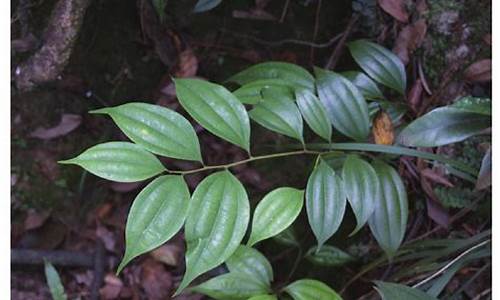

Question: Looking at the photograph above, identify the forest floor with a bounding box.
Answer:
[11,0,491,299]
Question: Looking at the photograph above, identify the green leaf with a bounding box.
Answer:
[305,245,354,267]
[174,78,251,152]
[176,171,250,294]
[249,88,304,143]
[247,187,304,247]
[315,68,370,141]
[117,175,189,274]
[59,142,165,182]
[226,245,273,286]
[193,0,222,13]
[228,62,315,90]
[476,147,491,190]
[451,96,491,115]
[397,107,491,147]
[306,160,346,248]
[191,273,269,300]
[347,40,407,94]
[304,143,477,176]
[342,155,379,235]
[284,279,343,300]
[44,261,67,300]
[341,71,385,100]
[248,295,278,300]
[374,281,438,300]
[369,161,408,257]
[296,89,332,142]
[368,101,407,124]
[91,102,202,162]
[152,0,167,21]
[233,79,295,105]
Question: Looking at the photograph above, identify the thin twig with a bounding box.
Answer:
[325,14,359,69]
[411,239,491,288]
[309,0,322,63]
[279,0,291,23]
[219,29,342,48]
[168,150,321,175]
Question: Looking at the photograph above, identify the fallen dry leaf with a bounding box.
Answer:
[372,110,394,145]
[483,33,491,46]
[151,243,184,267]
[174,49,198,78]
[141,259,173,300]
[378,0,409,23]
[100,274,123,300]
[96,224,116,252]
[32,150,60,181]
[393,19,427,65]
[464,59,491,83]
[233,8,276,21]
[421,178,450,227]
[24,209,51,231]
[407,79,423,113]
[30,114,82,140]
[110,181,142,193]
[421,168,454,187]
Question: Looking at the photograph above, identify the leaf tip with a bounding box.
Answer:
[57,158,77,165]
[89,108,109,115]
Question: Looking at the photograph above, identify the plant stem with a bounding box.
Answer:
[169,149,322,175]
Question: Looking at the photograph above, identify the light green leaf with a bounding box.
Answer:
[233,79,295,105]
[315,68,370,141]
[176,171,250,294]
[91,103,202,162]
[341,71,385,100]
[374,281,438,300]
[59,142,165,182]
[249,88,304,143]
[193,0,222,13]
[174,78,251,151]
[342,155,379,235]
[397,107,491,147]
[368,161,408,257]
[451,96,491,115]
[284,279,343,300]
[44,261,67,300]
[305,245,354,267]
[226,245,273,286]
[117,175,189,274]
[347,40,407,94]
[228,62,315,90]
[306,161,346,248]
[191,273,269,300]
[248,295,278,300]
[296,89,332,142]
[247,187,304,247]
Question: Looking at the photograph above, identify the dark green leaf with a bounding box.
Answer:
[284,279,343,300]
[176,171,250,294]
[305,245,354,267]
[228,62,315,90]
[174,78,251,152]
[248,295,278,300]
[368,101,407,124]
[273,226,300,247]
[315,68,370,141]
[117,175,189,273]
[369,161,408,257]
[306,161,346,248]
[91,103,202,162]
[249,88,304,143]
[44,261,67,300]
[191,273,269,300]
[342,155,379,235]
[451,96,491,115]
[374,281,438,300]
[341,71,385,100]
[233,79,294,105]
[296,89,332,142]
[476,147,491,190]
[193,0,222,12]
[59,142,165,182]
[247,187,304,246]
[397,107,491,147]
[226,245,273,286]
[348,40,406,94]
